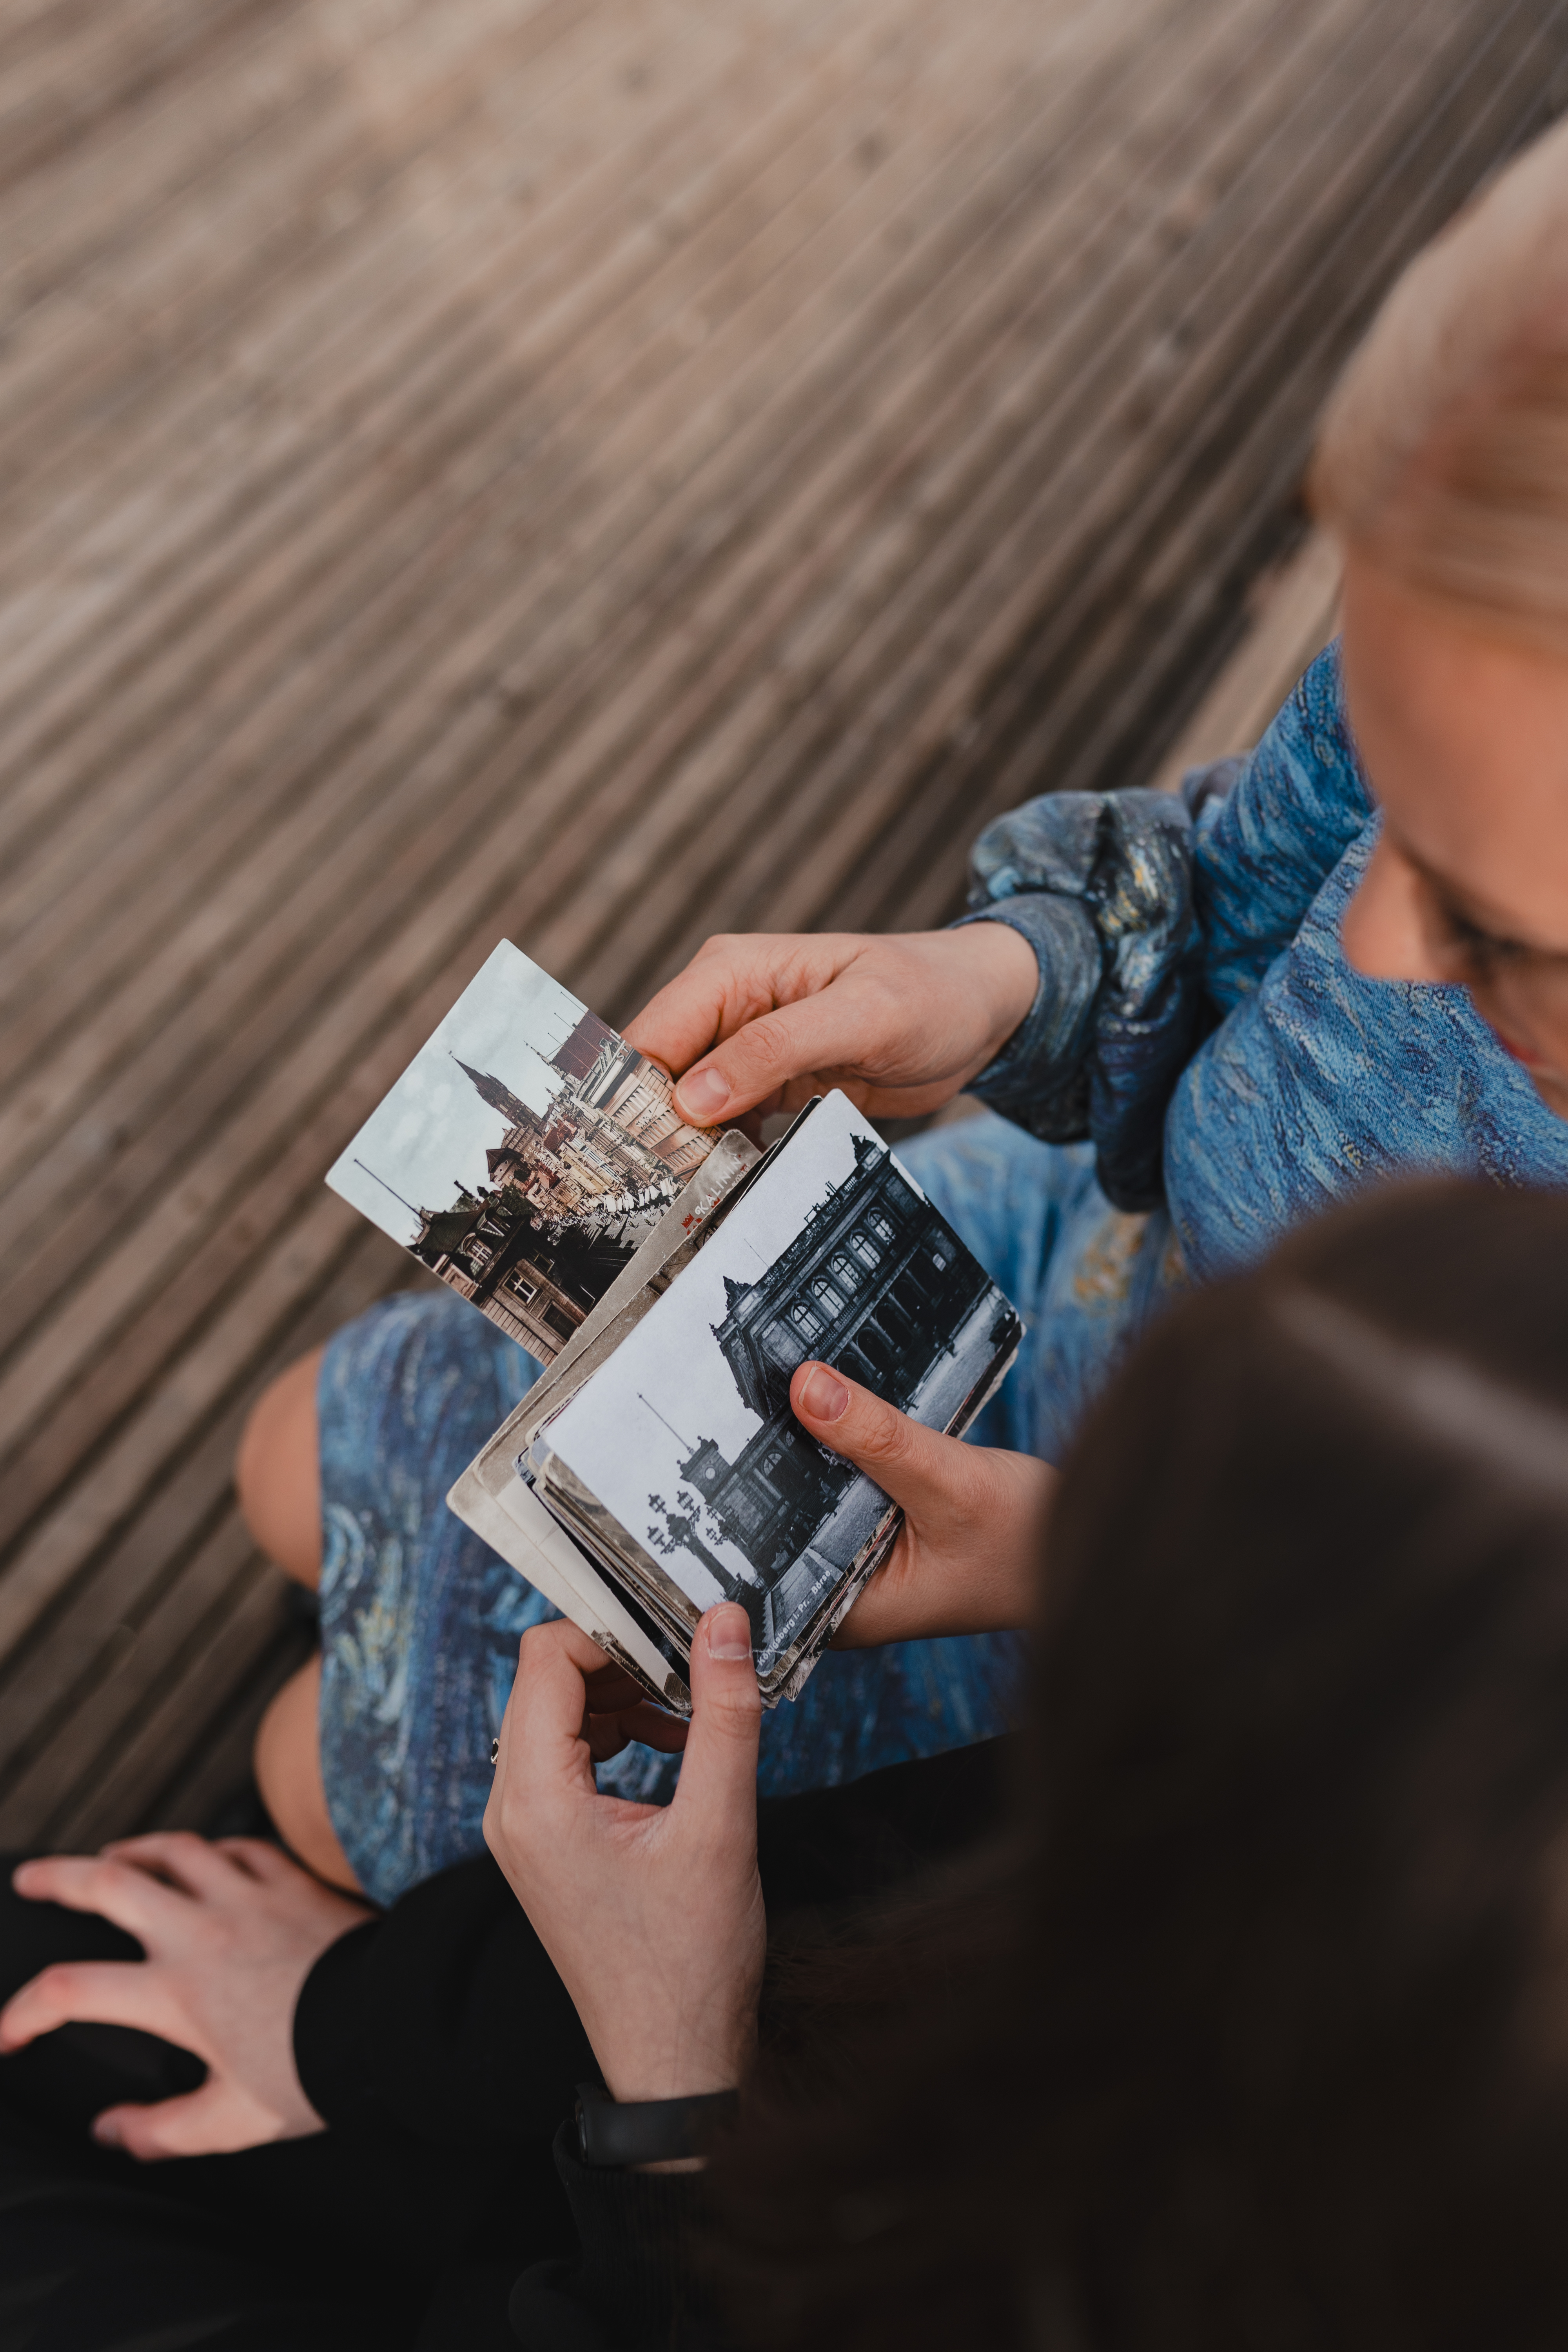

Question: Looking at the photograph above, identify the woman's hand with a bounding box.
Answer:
[786,1363,1054,1646]
[485,1609,765,2104]
[0,1835,372,2159]
[622,926,1038,1129]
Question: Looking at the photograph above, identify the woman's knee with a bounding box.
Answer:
[253,1656,363,1895]
[236,1347,325,1588]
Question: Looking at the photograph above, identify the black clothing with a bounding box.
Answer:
[0,1737,1009,2348]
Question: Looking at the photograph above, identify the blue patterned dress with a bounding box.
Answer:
[319,644,1568,1903]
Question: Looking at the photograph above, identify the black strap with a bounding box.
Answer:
[573,2080,738,2168]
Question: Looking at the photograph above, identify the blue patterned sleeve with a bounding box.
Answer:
[955,786,1206,1213]
[1193,642,1374,1010]
[954,644,1372,1214]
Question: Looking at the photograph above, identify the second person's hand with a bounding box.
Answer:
[622,925,1038,1129]
[785,1362,1054,1648]
[485,1610,765,2106]
[0,1835,372,2159]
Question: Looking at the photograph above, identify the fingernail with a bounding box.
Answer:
[92,2116,123,2149]
[799,1365,849,1423]
[677,1067,729,1122]
[705,1604,753,1661]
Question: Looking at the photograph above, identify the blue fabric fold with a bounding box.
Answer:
[958,785,1206,1212]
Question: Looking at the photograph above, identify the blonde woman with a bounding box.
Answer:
[238,118,1568,1905]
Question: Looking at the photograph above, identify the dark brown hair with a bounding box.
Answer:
[713,1181,1568,2351]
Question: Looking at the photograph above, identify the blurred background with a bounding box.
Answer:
[0,0,1563,1846]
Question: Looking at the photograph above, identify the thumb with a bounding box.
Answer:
[673,1605,762,1838]
[790,1360,973,1518]
[670,993,866,1125]
[91,2079,282,2162]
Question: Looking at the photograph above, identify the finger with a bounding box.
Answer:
[208,1837,298,1881]
[92,2080,298,2164]
[789,1361,984,1517]
[93,1832,236,1900]
[670,987,882,1125]
[581,1660,660,1717]
[0,1958,189,2054]
[491,1621,614,1833]
[621,954,737,1082]
[670,1605,761,1842]
[11,1853,186,1943]
[588,1702,689,1759]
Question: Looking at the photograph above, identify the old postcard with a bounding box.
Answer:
[531,1090,1020,1683]
[327,943,718,1364]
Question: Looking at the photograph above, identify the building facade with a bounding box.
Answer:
[647,1134,993,1613]
[412,1186,638,1358]
[412,1045,710,1356]
[574,1037,714,1179]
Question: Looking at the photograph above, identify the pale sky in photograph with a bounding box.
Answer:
[327,942,591,1246]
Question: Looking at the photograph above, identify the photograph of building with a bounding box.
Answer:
[541,1092,1021,1674]
[327,943,719,1362]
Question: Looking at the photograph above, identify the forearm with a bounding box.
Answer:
[293,1854,594,2150]
[295,1753,1013,2150]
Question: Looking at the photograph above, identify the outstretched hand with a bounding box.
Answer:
[0,1835,372,2159]
[785,1362,1053,1647]
[622,926,1038,1129]
[485,1610,765,2105]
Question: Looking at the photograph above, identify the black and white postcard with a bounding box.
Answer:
[327,943,718,1365]
[529,1090,1021,1686]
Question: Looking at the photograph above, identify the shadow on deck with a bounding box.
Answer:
[0,0,1563,1848]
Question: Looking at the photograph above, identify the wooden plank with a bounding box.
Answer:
[1145,530,1343,790]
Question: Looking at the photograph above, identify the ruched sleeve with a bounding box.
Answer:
[956,644,1372,1216]
[955,785,1208,1213]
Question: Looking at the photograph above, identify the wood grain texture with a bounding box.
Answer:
[0,0,1562,1843]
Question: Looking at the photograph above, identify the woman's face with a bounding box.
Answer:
[1339,552,1568,1121]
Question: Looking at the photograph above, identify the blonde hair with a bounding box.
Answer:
[1310,115,1568,653]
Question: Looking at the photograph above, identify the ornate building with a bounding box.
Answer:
[412,1183,640,1357]
[454,1059,532,1126]
[574,1037,714,1179]
[648,1134,1000,1635]
[415,1044,710,1356]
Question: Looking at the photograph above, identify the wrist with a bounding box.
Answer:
[597,2013,755,2107]
[957,918,1040,1056]
[575,2080,739,2170]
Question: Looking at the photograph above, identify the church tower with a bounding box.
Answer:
[454,1056,533,1126]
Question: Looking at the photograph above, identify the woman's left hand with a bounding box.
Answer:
[0,1836,372,2158]
[485,1608,766,2103]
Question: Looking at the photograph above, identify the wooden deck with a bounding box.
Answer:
[1,0,1563,1851]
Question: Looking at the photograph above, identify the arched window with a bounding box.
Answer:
[869,1209,895,1243]
[790,1299,824,1341]
[848,1229,879,1269]
[810,1274,846,1317]
[829,1251,860,1291]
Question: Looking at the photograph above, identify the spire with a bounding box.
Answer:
[452,1054,531,1125]
[720,1273,751,1318]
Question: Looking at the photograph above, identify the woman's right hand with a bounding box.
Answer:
[622,925,1038,1129]
[786,1362,1054,1648]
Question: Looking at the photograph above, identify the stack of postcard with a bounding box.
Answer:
[329,943,1022,1715]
